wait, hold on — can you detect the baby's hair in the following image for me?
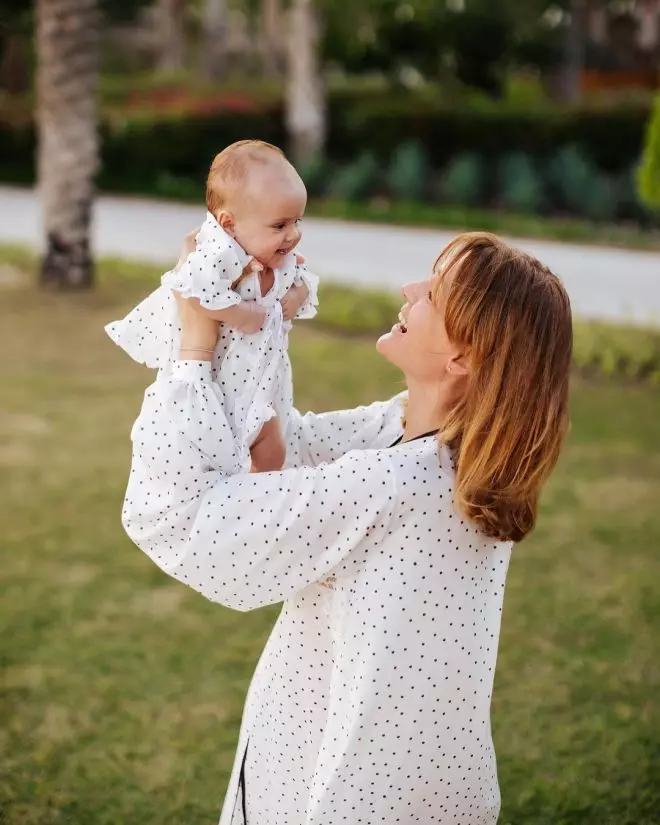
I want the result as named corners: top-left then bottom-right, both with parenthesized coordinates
top-left (206, 140), bottom-right (286, 216)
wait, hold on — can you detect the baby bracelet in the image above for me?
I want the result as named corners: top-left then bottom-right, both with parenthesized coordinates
top-left (179, 347), bottom-right (215, 354)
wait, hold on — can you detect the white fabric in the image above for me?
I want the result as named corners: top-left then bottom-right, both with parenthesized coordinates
top-left (121, 362), bottom-right (512, 824)
top-left (105, 212), bottom-right (319, 471)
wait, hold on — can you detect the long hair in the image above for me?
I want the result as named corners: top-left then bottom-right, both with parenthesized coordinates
top-left (434, 233), bottom-right (573, 543)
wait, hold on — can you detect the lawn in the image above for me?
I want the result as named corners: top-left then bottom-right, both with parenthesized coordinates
top-left (1, 261), bottom-right (659, 825)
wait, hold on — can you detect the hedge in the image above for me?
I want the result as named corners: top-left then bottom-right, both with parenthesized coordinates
top-left (0, 94), bottom-right (652, 191)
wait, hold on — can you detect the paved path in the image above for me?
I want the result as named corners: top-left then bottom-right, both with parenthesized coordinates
top-left (2, 185), bottom-right (659, 326)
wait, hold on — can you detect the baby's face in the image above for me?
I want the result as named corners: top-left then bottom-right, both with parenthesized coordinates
top-left (229, 162), bottom-right (307, 269)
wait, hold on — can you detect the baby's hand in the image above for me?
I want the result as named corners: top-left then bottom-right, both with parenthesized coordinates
top-left (281, 281), bottom-right (309, 322)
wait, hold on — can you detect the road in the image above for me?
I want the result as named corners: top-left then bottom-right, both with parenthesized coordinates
top-left (1, 185), bottom-right (659, 326)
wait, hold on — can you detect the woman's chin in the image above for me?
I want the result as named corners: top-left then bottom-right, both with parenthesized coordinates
top-left (376, 327), bottom-right (402, 364)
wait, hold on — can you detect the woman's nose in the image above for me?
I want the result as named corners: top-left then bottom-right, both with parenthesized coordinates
top-left (401, 280), bottom-right (427, 303)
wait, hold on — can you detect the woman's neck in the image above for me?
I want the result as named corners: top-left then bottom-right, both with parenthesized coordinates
top-left (402, 382), bottom-right (449, 442)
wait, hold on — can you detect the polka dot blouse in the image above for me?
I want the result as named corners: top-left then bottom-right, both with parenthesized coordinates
top-left (122, 364), bottom-right (512, 824)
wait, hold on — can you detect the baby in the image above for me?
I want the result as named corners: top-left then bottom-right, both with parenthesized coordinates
top-left (106, 140), bottom-right (318, 474)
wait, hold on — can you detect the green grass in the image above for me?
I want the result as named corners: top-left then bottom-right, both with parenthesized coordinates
top-left (1, 258), bottom-right (659, 824)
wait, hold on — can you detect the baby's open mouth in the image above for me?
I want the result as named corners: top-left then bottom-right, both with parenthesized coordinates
top-left (397, 311), bottom-right (408, 333)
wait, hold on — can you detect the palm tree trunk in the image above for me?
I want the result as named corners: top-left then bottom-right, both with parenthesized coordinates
top-left (260, 0), bottom-right (283, 78)
top-left (36, 0), bottom-right (100, 288)
top-left (200, 0), bottom-right (228, 79)
top-left (156, 0), bottom-right (187, 72)
top-left (560, 0), bottom-right (586, 103)
top-left (285, 0), bottom-right (325, 167)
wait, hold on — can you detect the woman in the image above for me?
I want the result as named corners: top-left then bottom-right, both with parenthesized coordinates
top-left (122, 231), bottom-right (572, 824)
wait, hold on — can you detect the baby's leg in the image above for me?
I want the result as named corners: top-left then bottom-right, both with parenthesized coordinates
top-left (250, 416), bottom-right (286, 473)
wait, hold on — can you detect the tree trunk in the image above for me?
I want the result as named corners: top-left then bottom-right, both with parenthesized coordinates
top-left (200, 0), bottom-right (228, 80)
top-left (36, 0), bottom-right (100, 289)
top-left (260, 0), bottom-right (284, 78)
top-left (560, 0), bottom-right (587, 103)
top-left (156, 0), bottom-right (187, 72)
top-left (0, 32), bottom-right (31, 95)
top-left (285, 0), bottom-right (325, 167)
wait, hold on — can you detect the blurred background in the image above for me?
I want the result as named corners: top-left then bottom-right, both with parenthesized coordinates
top-left (1, 1), bottom-right (659, 824)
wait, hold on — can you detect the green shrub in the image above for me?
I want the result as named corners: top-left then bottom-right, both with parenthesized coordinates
top-left (616, 164), bottom-right (647, 223)
top-left (498, 153), bottom-right (545, 214)
top-left (326, 95), bottom-right (650, 173)
top-left (0, 95), bottom-right (652, 195)
top-left (581, 173), bottom-right (619, 223)
top-left (386, 141), bottom-right (429, 202)
top-left (572, 321), bottom-right (660, 384)
top-left (548, 144), bottom-right (594, 214)
top-left (299, 154), bottom-right (331, 198)
top-left (441, 153), bottom-right (485, 207)
top-left (328, 152), bottom-right (381, 201)
top-left (638, 95), bottom-right (660, 210)
top-left (154, 172), bottom-right (200, 201)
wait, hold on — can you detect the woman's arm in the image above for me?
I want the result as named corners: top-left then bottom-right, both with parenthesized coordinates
top-left (124, 362), bottom-right (397, 611)
top-left (283, 393), bottom-right (406, 469)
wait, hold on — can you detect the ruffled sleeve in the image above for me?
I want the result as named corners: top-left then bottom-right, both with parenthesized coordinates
top-left (161, 248), bottom-right (243, 312)
top-left (105, 284), bottom-right (177, 369)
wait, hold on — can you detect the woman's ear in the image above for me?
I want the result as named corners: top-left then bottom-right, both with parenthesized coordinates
top-left (447, 351), bottom-right (470, 376)
top-left (217, 210), bottom-right (236, 237)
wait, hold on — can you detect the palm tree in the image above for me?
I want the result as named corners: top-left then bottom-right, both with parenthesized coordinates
top-left (36, 0), bottom-right (100, 288)
top-left (560, 0), bottom-right (586, 103)
top-left (260, 0), bottom-right (283, 77)
top-left (285, 0), bottom-right (326, 167)
top-left (155, 0), bottom-right (187, 72)
top-left (200, 0), bottom-right (228, 79)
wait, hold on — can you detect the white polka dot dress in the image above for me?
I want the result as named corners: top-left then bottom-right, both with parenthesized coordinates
top-left (121, 374), bottom-right (512, 824)
top-left (105, 211), bottom-right (319, 473)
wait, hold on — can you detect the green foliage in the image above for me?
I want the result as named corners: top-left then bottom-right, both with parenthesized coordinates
top-left (386, 141), bottom-right (428, 202)
top-left (298, 154), bottom-right (331, 199)
top-left (638, 95), bottom-right (660, 210)
top-left (325, 94), bottom-right (650, 174)
top-left (548, 144), bottom-right (596, 214)
top-left (581, 173), bottom-right (620, 223)
top-left (441, 153), bottom-right (485, 207)
top-left (0, 95), bottom-right (652, 199)
top-left (498, 153), bottom-right (545, 214)
top-left (547, 144), bottom-right (619, 221)
top-left (328, 152), bottom-right (380, 201)
top-left (572, 321), bottom-right (660, 384)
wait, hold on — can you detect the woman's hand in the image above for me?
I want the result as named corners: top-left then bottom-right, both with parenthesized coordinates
top-left (281, 282), bottom-right (309, 321)
top-left (174, 228), bottom-right (199, 273)
top-left (173, 228), bottom-right (218, 359)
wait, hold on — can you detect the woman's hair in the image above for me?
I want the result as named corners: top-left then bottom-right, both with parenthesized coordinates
top-left (206, 139), bottom-right (285, 216)
top-left (434, 232), bottom-right (573, 543)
